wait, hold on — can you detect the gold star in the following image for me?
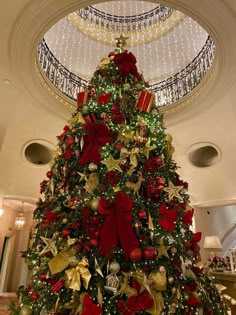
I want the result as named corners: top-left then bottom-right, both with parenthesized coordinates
top-left (40, 236), bottom-right (58, 256)
top-left (163, 180), bottom-right (183, 201)
top-left (101, 154), bottom-right (125, 172)
top-left (157, 239), bottom-right (170, 258)
top-left (142, 140), bottom-right (157, 158)
top-left (77, 172), bottom-right (88, 182)
top-left (117, 130), bottom-right (135, 144)
top-left (114, 34), bottom-right (129, 48)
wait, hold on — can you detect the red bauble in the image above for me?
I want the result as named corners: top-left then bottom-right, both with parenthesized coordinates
top-left (46, 170), bottom-right (52, 178)
top-left (90, 238), bottom-right (98, 247)
top-left (138, 210), bottom-right (147, 219)
top-left (31, 292), bottom-right (39, 301)
top-left (62, 229), bottom-right (70, 237)
top-left (143, 246), bottom-right (157, 260)
top-left (71, 170), bottom-right (77, 176)
top-left (129, 247), bottom-right (142, 261)
top-left (39, 273), bottom-right (47, 281)
top-left (65, 136), bottom-right (75, 146)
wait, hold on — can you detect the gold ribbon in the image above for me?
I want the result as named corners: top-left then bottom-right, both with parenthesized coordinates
top-left (49, 248), bottom-right (76, 274)
top-left (65, 257), bottom-right (91, 291)
top-left (120, 147), bottom-right (139, 168)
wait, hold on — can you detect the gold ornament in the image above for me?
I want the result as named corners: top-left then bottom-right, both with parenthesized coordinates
top-left (101, 154), bottom-right (125, 172)
top-left (95, 257), bottom-right (104, 277)
top-left (117, 272), bottom-right (137, 297)
top-left (87, 198), bottom-right (100, 210)
top-left (39, 236), bottom-right (58, 256)
top-left (20, 305), bottom-right (32, 315)
top-left (117, 130), bottom-right (135, 144)
top-left (114, 34), bottom-right (129, 48)
top-left (165, 133), bottom-right (175, 160)
top-left (68, 112), bottom-right (85, 128)
top-left (163, 181), bottom-right (183, 201)
top-left (168, 276), bottom-right (175, 284)
top-left (105, 261), bottom-right (120, 294)
top-left (78, 172), bottom-right (88, 182)
top-left (156, 239), bottom-right (170, 258)
top-left (49, 248), bottom-right (76, 274)
top-left (142, 140), bottom-right (157, 158)
top-left (65, 257), bottom-right (91, 291)
top-left (170, 247), bottom-right (177, 254)
top-left (120, 147), bottom-right (139, 169)
top-left (125, 174), bottom-right (145, 196)
top-left (84, 173), bottom-right (99, 193)
top-left (133, 270), bottom-right (151, 295)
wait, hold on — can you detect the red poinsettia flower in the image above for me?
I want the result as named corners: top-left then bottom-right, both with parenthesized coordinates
top-left (97, 93), bottom-right (111, 105)
top-left (81, 294), bottom-right (102, 315)
top-left (182, 209), bottom-right (194, 225)
top-left (158, 204), bottom-right (178, 231)
top-left (114, 50), bottom-right (141, 80)
top-left (187, 295), bottom-right (202, 306)
top-left (62, 149), bottom-right (74, 161)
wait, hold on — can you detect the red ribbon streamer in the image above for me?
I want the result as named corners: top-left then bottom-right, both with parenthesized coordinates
top-left (79, 122), bottom-right (112, 166)
top-left (98, 192), bottom-right (140, 258)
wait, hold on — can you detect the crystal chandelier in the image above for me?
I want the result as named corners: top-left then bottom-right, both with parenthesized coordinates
top-left (15, 202), bottom-right (25, 231)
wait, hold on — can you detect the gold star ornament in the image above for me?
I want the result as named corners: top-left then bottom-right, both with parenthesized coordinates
top-left (40, 236), bottom-right (58, 256)
top-left (114, 34), bottom-right (129, 48)
top-left (101, 154), bottom-right (125, 172)
top-left (142, 140), bottom-right (157, 158)
top-left (163, 180), bottom-right (183, 201)
top-left (157, 239), bottom-right (170, 258)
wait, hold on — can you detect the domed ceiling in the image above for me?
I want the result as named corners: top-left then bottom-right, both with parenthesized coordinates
top-left (43, 1), bottom-right (209, 85)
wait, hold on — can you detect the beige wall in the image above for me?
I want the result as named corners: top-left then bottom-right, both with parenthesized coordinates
top-left (0, 205), bottom-right (33, 292)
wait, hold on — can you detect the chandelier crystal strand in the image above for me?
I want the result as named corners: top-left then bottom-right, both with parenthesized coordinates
top-left (15, 202), bottom-right (25, 231)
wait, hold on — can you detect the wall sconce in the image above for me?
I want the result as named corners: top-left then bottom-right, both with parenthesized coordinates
top-left (0, 208), bottom-right (3, 220)
top-left (204, 235), bottom-right (223, 257)
top-left (15, 202), bottom-right (26, 231)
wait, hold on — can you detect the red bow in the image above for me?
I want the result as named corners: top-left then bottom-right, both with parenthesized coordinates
top-left (98, 192), bottom-right (140, 258)
top-left (79, 122), bottom-right (112, 166)
top-left (97, 93), bottom-right (111, 105)
top-left (182, 209), bottom-right (194, 226)
top-left (114, 51), bottom-right (141, 80)
top-left (117, 280), bottom-right (154, 314)
top-left (81, 294), bottom-right (102, 315)
top-left (158, 204), bottom-right (178, 231)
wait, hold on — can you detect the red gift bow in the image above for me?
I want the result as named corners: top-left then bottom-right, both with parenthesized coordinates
top-left (117, 279), bottom-right (154, 314)
top-left (81, 294), bottom-right (102, 315)
top-left (158, 204), bottom-right (178, 232)
top-left (114, 51), bottom-right (141, 80)
top-left (97, 93), bottom-right (111, 105)
top-left (98, 192), bottom-right (140, 258)
top-left (79, 122), bottom-right (112, 166)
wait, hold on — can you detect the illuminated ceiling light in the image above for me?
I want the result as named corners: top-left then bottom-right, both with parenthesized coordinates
top-left (15, 202), bottom-right (26, 231)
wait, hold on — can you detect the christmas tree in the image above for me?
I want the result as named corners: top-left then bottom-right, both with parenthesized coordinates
top-left (12, 36), bottom-right (228, 315)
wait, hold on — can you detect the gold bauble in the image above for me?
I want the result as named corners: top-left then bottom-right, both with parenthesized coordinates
top-left (171, 287), bottom-right (177, 294)
top-left (109, 261), bottom-right (120, 274)
top-left (184, 293), bottom-right (189, 300)
top-left (89, 198), bottom-right (100, 210)
top-left (168, 276), bottom-right (175, 284)
top-left (62, 218), bottom-right (68, 224)
top-left (170, 247), bottom-right (177, 254)
top-left (19, 305), bottom-right (32, 315)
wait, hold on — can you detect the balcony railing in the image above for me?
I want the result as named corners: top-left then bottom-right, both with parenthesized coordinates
top-left (77, 5), bottom-right (174, 34)
top-left (37, 36), bottom-right (215, 108)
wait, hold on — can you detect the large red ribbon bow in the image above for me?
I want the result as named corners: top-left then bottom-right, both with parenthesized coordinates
top-left (114, 51), bottom-right (141, 80)
top-left (79, 122), bottom-right (112, 166)
top-left (98, 192), bottom-right (140, 258)
top-left (81, 294), bottom-right (102, 315)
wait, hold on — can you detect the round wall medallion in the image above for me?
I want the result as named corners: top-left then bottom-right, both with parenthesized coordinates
top-left (187, 142), bottom-right (221, 168)
top-left (22, 140), bottom-right (55, 167)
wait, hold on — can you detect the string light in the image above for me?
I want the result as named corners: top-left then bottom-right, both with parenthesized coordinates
top-left (43, 1), bottom-right (209, 86)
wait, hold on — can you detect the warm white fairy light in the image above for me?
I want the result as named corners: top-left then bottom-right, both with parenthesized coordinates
top-left (43, 1), bottom-right (209, 84)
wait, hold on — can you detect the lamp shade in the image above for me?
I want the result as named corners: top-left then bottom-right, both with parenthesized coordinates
top-left (204, 235), bottom-right (223, 252)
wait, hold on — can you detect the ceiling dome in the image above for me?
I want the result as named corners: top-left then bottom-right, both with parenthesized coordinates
top-left (38, 1), bottom-right (215, 109)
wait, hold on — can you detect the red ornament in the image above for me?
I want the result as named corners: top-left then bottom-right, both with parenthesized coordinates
top-left (136, 91), bottom-right (155, 112)
top-left (46, 171), bottom-right (52, 178)
top-left (143, 246), bottom-right (157, 260)
top-left (62, 229), bottom-right (70, 237)
top-left (138, 210), bottom-right (147, 219)
top-left (39, 273), bottom-right (47, 281)
top-left (31, 292), bottom-right (39, 301)
top-left (129, 247), bottom-right (142, 261)
top-left (65, 136), bottom-right (75, 146)
top-left (90, 238), bottom-right (98, 247)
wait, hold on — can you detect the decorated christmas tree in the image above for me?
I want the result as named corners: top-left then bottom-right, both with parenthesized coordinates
top-left (12, 36), bottom-right (228, 315)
